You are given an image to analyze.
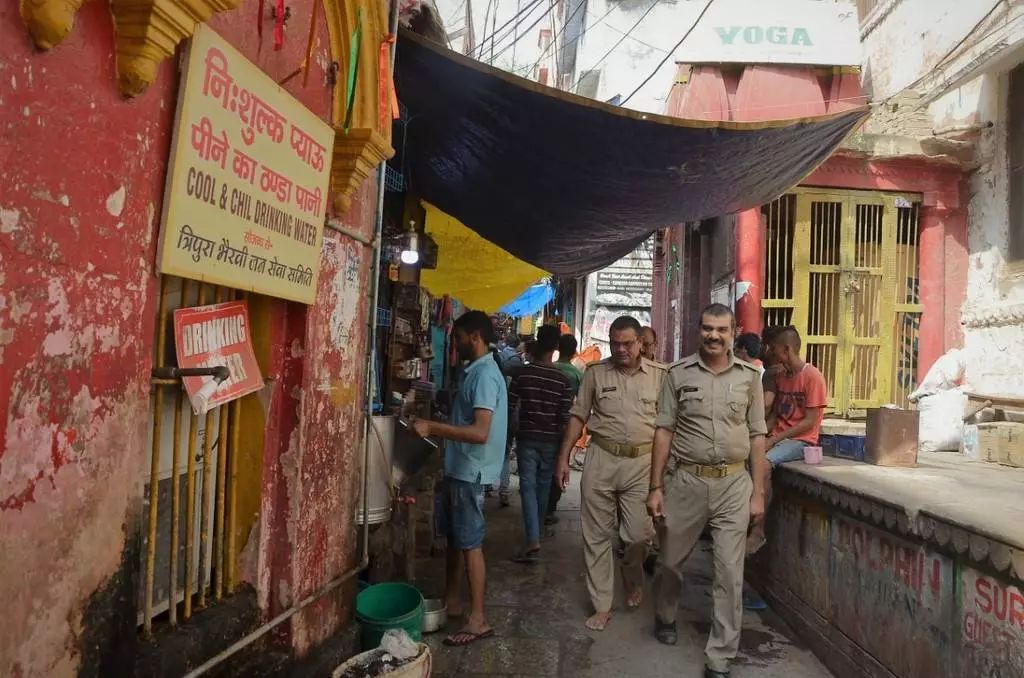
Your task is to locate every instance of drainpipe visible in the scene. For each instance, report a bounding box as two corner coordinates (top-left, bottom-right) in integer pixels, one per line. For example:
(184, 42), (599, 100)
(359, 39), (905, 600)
(181, 2), (399, 675)
(734, 208), (763, 336)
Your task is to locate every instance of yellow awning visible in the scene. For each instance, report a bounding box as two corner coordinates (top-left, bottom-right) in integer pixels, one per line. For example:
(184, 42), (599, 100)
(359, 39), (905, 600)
(419, 201), (548, 314)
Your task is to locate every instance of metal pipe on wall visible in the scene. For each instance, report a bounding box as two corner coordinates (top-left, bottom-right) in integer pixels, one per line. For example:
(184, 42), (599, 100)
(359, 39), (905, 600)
(144, 276), (170, 635)
(197, 286), (222, 609)
(214, 287), (231, 600)
(184, 283), (207, 618)
(182, 0), (399, 672)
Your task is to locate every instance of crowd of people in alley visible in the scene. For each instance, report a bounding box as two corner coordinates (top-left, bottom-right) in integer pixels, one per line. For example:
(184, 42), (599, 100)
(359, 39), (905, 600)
(411, 306), (827, 678)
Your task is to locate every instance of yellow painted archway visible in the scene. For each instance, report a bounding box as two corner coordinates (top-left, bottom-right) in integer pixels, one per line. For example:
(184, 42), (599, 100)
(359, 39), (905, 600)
(323, 0), (396, 212)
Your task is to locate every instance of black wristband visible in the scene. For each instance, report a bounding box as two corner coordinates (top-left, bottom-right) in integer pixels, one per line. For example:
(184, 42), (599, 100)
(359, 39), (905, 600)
(648, 485), (662, 493)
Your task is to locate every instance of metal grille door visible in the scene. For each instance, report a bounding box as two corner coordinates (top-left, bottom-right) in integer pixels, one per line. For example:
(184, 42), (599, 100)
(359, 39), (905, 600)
(766, 188), (922, 416)
(794, 194), (845, 412)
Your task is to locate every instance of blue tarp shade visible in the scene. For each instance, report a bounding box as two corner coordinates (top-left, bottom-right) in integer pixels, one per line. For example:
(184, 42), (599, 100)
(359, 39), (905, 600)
(500, 281), (555, 318)
(395, 30), (870, 277)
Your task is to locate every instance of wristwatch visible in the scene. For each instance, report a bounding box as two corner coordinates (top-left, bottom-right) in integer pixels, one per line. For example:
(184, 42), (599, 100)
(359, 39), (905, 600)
(648, 485), (662, 493)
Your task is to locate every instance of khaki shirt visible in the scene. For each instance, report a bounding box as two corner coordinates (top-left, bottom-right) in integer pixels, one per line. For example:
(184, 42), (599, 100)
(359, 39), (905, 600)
(570, 358), (667, 445)
(655, 353), (767, 465)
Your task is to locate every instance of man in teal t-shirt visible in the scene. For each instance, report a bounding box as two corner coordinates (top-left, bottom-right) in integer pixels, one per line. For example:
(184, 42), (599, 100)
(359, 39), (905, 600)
(413, 311), (506, 647)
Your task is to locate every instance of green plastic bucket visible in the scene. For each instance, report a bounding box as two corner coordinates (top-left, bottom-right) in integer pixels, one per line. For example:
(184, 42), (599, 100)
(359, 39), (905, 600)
(355, 582), (424, 650)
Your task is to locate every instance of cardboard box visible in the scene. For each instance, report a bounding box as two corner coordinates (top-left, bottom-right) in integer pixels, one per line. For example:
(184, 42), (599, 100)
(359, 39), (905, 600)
(865, 408), (919, 467)
(977, 422), (1024, 468)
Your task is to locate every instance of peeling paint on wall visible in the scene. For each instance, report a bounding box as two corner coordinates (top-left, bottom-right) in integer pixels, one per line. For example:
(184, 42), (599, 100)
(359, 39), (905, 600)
(1, 1), (170, 673)
(1, 0), (376, 671)
(0, 206), (20, 233)
(105, 185), (126, 218)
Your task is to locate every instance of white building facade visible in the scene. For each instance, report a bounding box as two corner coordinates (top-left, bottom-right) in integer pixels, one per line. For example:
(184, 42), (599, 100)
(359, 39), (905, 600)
(860, 0), (1024, 395)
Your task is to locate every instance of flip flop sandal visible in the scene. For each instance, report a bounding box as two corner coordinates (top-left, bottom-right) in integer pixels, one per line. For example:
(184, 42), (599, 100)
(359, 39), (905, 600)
(443, 628), (495, 647)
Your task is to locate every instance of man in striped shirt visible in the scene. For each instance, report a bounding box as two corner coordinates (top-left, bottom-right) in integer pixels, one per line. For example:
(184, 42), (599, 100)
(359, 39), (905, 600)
(509, 324), (573, 563)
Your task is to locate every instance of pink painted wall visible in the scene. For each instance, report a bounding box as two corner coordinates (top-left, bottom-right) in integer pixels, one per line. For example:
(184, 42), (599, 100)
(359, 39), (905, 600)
(0, 0), (379, 673)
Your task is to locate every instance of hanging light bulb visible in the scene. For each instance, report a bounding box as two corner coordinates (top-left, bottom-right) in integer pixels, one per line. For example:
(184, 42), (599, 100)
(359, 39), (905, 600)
(400, 221), (420, 265)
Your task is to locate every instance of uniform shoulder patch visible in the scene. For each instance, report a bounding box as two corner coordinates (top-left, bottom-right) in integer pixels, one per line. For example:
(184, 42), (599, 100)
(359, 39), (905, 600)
(669, 354), (699, 370)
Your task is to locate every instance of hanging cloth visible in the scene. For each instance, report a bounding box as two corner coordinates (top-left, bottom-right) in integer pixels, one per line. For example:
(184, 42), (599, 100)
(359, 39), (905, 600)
(419, 202), (548, 314)
(344, 9), (363, 132)
(498, 281), (554, 318)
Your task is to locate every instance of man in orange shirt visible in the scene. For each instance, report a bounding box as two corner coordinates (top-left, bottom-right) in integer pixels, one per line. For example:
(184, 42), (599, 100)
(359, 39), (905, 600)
(764, 326), (827, 464)
(747, 326), (827, 557)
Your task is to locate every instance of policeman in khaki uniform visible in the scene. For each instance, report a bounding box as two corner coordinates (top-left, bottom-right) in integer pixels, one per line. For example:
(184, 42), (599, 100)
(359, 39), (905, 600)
(556, 316), (666, 631)
(646, 304), (767, 678)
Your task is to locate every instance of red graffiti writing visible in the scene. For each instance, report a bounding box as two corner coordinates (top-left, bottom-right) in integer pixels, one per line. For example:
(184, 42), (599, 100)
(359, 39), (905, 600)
(974, 577), (1024, 631)
(964, 611), (1020, 647)
(963, 609), (1024, 671)
(837, 520), (942, 595)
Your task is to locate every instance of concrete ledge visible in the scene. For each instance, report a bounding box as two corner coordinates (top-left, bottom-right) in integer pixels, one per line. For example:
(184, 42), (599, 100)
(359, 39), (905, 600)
(755, 455), (1024, 678)
(775, 452), (1024, 579)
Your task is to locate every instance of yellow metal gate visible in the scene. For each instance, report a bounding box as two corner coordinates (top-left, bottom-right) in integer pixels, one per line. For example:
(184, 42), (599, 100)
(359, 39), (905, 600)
(762, 188), (923, 416)
(141, 276), (265, 633)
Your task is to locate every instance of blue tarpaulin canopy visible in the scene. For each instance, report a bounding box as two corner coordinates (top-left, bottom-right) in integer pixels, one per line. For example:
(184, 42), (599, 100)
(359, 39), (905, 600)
(394, 30), (869, 277)
(499, 281), (555, 318)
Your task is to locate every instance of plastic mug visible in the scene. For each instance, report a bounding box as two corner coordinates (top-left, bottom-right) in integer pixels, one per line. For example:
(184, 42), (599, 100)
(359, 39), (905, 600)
(803, 446), (823, 465)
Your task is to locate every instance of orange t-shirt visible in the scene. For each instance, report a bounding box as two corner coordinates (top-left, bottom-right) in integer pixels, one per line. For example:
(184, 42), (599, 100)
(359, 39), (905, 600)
(772, 363), (828, 444)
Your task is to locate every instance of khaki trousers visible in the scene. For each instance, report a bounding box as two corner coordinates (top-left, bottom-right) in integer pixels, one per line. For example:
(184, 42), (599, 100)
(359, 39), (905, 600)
(655, 466), (752, 673)
(580, 443), (654, 614)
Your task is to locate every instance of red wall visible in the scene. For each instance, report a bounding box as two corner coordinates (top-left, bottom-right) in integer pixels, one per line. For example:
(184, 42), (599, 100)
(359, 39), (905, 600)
(0, 0), (377, 673)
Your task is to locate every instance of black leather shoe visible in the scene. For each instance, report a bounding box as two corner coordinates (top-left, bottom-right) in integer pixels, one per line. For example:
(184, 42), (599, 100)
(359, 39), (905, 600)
(704, 669), (730, 678)
(654, 618), (677, 645)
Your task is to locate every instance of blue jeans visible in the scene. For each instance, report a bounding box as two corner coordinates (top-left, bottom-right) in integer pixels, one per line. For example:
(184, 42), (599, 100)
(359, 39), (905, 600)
(497, 448), (509, 497)
(499, 443), (513, 495)
(767, 440), (808, 466)
(441, 477), (487, 550)
(517, 440), (559, 545)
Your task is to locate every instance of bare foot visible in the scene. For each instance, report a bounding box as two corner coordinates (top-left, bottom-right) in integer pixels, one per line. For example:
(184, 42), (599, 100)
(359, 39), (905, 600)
(585, 611), (612, 631)
(622, 561), (644, 608)
(626, 583), (643, 609)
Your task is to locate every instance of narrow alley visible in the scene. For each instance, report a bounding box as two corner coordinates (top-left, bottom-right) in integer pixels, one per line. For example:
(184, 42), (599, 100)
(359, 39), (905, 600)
(414, 471), (831, 678)
(5, 0), (1024, 677)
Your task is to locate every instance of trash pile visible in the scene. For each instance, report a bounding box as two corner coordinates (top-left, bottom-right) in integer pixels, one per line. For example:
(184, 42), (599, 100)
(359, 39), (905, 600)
(334, 630), (427, 678)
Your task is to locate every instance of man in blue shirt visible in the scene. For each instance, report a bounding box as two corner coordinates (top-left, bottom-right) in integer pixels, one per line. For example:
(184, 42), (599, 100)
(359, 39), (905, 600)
(413, 310), (507, 647)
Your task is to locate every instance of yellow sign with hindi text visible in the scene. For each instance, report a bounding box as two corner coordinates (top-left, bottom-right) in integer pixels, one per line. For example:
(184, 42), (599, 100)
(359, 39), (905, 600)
(157, 24), (335, 304)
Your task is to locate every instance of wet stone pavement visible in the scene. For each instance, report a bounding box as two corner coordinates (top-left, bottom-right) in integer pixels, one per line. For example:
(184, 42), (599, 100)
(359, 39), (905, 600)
(412, 471), (832, 678)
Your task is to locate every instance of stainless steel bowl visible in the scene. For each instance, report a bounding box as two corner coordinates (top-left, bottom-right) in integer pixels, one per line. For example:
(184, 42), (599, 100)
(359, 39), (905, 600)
(421, 598), (447, 634)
